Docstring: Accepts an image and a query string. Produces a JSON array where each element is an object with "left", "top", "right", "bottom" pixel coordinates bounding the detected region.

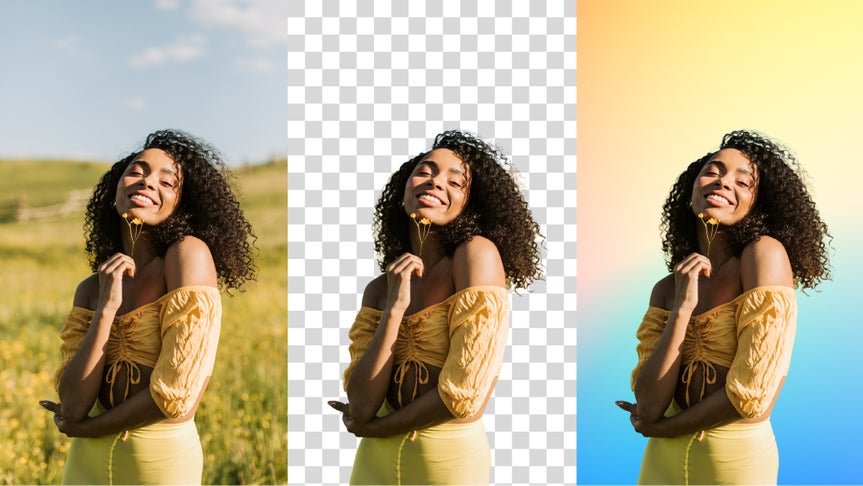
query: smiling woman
[
  {"left": 617, "top": 130, "right": 832, "bottom": 485},
  {"left": 40, "top": 129, "right": 256, "bottom": 485},
  {"left": 328, "top": 130, "right": 544, "bottom": 485}
]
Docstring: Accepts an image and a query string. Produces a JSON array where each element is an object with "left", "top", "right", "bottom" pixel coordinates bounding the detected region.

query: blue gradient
[{"left": 578, "top": 224, "right": 862, "bottom": 484}]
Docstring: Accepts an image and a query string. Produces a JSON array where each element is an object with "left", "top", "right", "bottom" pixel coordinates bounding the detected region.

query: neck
[
  {"left": 697, "top": 230, "right": 732, "bottom": 267},
  {"left": 121, "top": 231, "right": 158, "bottom": 267},
  {"left": 409, "top": 230, "right": 445, "bottom": 267}
]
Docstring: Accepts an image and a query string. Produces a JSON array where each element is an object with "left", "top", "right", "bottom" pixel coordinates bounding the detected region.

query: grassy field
[{"left": 0, "top": 159, "right": 287, "bottom": 484}]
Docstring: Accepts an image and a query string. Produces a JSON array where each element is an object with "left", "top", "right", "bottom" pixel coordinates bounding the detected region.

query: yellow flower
[
  {"left": 122, "top": 213, "right": 144, "bottom": 258},
  {"left": 697, "top": 213, "right": 720, "bottom": 257},
  {"left": 410, "top": 213, "right": 433, "bottom": 258}
]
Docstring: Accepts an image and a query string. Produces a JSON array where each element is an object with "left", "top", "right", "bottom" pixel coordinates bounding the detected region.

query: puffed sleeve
[
  {"left": 53, "top": 308, "right": 94, "bottom": 391},
  {"left": 342, "top": 307, "right": 382, "bottom": 391},
  {"left": 438, "top": 286, "right": 510, "bottom": 419},
  {"left": 725, "top": 286, "right": 797, "bottom": 418},
  {"left": 630, "top": 307, "right": 669, "bottom": 391},
  {"left": 149, "top": 286, "right": 222, "bottom": 419}
]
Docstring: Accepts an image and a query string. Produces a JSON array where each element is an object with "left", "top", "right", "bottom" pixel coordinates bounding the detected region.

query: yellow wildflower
[
  {"left": 697, "top": 213, "right": 720, "bottom": 257},
  {"left": 122, "top": 213, "right": 144, "bottom": 258},
  {"left": 410, "top": 213, "right": 432, "bottom": 257}
]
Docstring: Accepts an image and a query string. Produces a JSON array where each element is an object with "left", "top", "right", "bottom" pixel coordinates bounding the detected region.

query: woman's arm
[
  {"left": 624, "top": 237, "right": 795, "bottom": 435},
  {"left": 43, "top": 386, "right": 166, "bottom": 438},
  {"left": 57, "top": 254, "right": 136, "bottom": 421},
  {"left": 619, "top": 386, "right": 742, "bottom": 438},
  {"left": 345, "top": 254, "right": 423, "bottom": 423},
  {"left": 634, "top": 253, "right": 711, "bottom": 424},
  {"left": 336, "top": 237, "right": 506, "bottom": 435},
  {"left": 48, "top": 238, "right": 219, "bottom": 434}
]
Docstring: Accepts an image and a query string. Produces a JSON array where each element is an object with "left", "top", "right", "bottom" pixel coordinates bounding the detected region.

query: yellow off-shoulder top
[
  {"left": 343, "top": 285, "right": 510, "bottom": 419},
  {"left": 53, "top": 286, "right": 222, "bottom": 419},
  {"left": 631, "top": 285, "right": 797, "bottom": 419}
]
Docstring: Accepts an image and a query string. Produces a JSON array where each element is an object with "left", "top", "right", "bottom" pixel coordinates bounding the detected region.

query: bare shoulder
[
  {"left": 452, "top": 236, "right": 506, "bottom": 290},
  {"left": 360, "top": 273, "right": 387, "bottom": 310},
  {"left": 72, "top": 273, "right": 100, "bottom": 310},
  {"left": 649, "top": 274, "right": 675, "bottom": 310},
  {"left": 740, "top": 236, "right": 793, "bottom": 290},
  {"left": 164, "top": 236, "right": 218, "bottom": 290}
]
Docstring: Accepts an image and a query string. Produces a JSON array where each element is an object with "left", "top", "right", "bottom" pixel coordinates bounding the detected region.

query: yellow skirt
[
  {"left": 638, "top": 403, "right": 778, "bottom": 485},
  {"left": 350, "top": 402, "right": 491, "bottom": 485},
  {"left": 62, "top": 404, "right": 202, "bottom": 485}
]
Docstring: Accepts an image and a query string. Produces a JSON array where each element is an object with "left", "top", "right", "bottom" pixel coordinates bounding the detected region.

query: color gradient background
[{"left": 578, "top": 1, "right": 862, "bottom": 484}]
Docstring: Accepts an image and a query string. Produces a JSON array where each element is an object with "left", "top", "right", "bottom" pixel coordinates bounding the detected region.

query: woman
[
  {"left": 616, "top": 130, "right": 831, "bottom": 484},
  {"left": 328, "top": 130, "right": 543, "bottom": 485},
  {"left": 40, "top": 129, "right": 256, "bottom": 484}
]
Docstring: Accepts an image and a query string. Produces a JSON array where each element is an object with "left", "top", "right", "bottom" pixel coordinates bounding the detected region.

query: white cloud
[
  {"left": 189, "top": 0, "right": 287, "bottom": 48},
  {"left": 129, "top": 34, "right": 206, "bottom": 68},
  {"left": 234, "top": 56, "right": 276, "bottom": 73},
  {"left": 155, "top": 0, "right": 181, "bottom": 10},
  {"left": 123, "top": 97, "right": 146, "bottom": 111},
  {"left": 54, "top": 34, "right": 93, "bottom": 58}
]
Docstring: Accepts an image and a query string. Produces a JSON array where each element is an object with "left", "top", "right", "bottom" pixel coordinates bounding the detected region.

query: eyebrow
[
  {"left": 419, "top": 159, "right": 468, "bottom": 178},
  {"left": 131, "top": 160, "right": 181, "bottom": 179},
  {"left": 707, "top": 160, "right": 756, "bottom": 179}
]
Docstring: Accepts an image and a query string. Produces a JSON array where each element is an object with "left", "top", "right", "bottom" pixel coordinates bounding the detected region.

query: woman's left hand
[
  {"left": 40, "top": 400, "right": 90, "bottom": 438},
  {"left": 616, "top": 400, "right": 665, "bottom": 438},
  {"left": 328, "top": 400, "right": 379, "bottom": 438}
]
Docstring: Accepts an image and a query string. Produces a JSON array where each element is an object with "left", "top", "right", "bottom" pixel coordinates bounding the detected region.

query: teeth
[
  {"left": 131, "top": 194, "right": 155, "bottom": 205},
  {"left": 419, "top": 194, "right": 443, "bottom": 205},
  {"left": 707, "top": 194, "right": 730, "bottom": 205}
]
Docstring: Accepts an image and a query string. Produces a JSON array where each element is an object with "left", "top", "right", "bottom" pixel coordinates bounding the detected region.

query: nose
[
  {"left": 139, "top": 173, "right": 157, "bottom": 190},
  {"left": 428, "top": 172, "right": 446, "bottom": 190},
  {"left": 715, "top": 173, "right": 732, "bottom": 190}
]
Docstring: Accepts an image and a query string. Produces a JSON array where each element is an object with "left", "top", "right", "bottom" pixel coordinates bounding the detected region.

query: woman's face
[
  {"left": 690, "top": 148, "right": 758, "bottom": 226},
  {"left": 115, "top": 148, "right": 183, "bottom": 225},
  {"left": 403, "top": 148, "right": 471, "bottom": 226}
]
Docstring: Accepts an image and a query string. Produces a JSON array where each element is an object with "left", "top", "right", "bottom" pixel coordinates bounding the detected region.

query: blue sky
[{"left": 0, "top": 0, "right": 286, "bottom": 164}]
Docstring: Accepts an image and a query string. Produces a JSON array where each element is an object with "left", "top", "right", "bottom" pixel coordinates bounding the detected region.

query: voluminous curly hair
[
  {"left": 661, "top": 129, "right": 831, "bottom": 290},
  {"left": 84, "top": 129, "right": 256, "bottom": 291},
  {"left": 373, "top": 130, "right": 544, "bottom": 290}
]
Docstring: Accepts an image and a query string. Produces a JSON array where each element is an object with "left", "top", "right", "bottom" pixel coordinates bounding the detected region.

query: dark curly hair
[
  {"left": 661, "top": 129, "right": 831, "bottom": 290},
  {"left": 83, "top": 129, "right": 256, "bottom": 291},
  {"left": 373, "top": 130, "right": 543, "bottom": 290}
]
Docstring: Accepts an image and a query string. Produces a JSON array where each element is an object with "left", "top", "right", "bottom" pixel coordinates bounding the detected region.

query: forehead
[
  {"left": 707, "top": 148, "right": 757, "bottom": 175},
  {"left": 131, "top": 148, "right": 181, "bottom": 174},
  {"left": 419, "top": 148, "right": 469, "bottom": 174}
]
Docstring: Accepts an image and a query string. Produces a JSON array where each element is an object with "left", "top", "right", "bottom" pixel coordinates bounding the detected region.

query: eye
[
  {"left": 161, "top": 180, "right": 175, "bottom": 188},
  {"left": 737, "top": 179, "right": 752, "bottom": 188},
  {"left": 449, "top": 180, "right": 462, "bottom": 188}
]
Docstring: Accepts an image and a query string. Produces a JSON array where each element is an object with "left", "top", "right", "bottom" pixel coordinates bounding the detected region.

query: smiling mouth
[
  {"left": 706, "top": 194, "right": 731, "bottom": 205},
  {"left": 130, "top": 194, "right": 157, "bottom": 205},
  {"left": 418, "top": 194, "right": 444, "bottom": 205}
]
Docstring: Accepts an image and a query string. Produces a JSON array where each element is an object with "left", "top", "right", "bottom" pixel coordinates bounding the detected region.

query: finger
[
  {"left": 615, "top": 400, "right": 637, "bottom": 414},
  {"left": 327, "top": 401, "right": 347, "bottom": 413},
  {"left": 100, "top": 257, "right": 131, "bottom": 278},
  {"left": 39, "top": 400, "right": 60, "bottom": 413},
  {"left": 390, "top": 254, "right": 421, "bottom": 275},
  {"left": 387, "top": 253, "right": 417, "bottom": 273}
]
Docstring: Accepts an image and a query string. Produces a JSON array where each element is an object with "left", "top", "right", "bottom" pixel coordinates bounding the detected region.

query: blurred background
[
  {"left": 578, "top": 1, "right": 863, "bottom": 484},
  {"left": 0, "top": 1, "right": 286, "bottom": 483}
]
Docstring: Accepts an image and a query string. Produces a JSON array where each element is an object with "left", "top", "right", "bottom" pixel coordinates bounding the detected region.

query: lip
[
  {"left": 417, "top": 191, "right": 445, "bottom": 207},
  {"left": 705, "top": 191, "right": 732, "bottom": 206},
  {"left": 129, "top": 191, "right": 158, "bottom": 206}
]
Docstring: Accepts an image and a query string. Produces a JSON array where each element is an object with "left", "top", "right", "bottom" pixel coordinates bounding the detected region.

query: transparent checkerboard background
[{"left": 287, "top": 2, "right": 575, "bottom": 484}]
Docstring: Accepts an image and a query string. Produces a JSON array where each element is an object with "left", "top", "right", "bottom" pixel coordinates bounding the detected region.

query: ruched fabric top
[
  {"left": 53, "top": 286, "right": 222, "bottom": 419},
  {"left": 630, "top": 286, "right": 797, "bottom": 419},
  {"left": 343, "top": 285, "right": 510, "bottom": 419}
]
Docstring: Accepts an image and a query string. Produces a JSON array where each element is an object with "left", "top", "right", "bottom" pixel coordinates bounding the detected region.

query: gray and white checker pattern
[{"left": 288, "top": 2, "right": 575, "bottom": 484}]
